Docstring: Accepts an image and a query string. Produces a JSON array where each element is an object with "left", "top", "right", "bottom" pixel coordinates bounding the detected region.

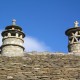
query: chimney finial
[
  {"left": 74, "top": 21, "right": 79, "bottom": 27},
  {"left": 12, "top": 19, "right": 16, "bottom": 25}
]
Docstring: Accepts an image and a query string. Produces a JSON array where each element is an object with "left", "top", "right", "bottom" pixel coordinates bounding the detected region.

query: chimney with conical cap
[
  {"left": 1, "top": 19, "right": 25, "bottom": 57},
  {"left": 65, "top": 21, "right": 80, "bottom": 54}
]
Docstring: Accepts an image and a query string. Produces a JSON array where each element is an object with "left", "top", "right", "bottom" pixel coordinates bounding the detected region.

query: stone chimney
[
  {"left": 1, "top": 19, "right": 25, "bottom": 57},
  {"left": 65, "top": 21, "right": 80, "bottom": 53}
]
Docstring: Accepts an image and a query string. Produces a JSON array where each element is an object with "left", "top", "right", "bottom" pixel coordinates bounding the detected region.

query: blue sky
[{"left": 0, "top": 0, "right": 80, "bottom": 53}]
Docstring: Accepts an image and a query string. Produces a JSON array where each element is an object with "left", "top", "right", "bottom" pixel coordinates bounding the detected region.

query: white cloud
[
  {"left": 0, "top": 30, "right": 51, "bottom": 52},
  {"left": 24, "top": 36, "right": 51, "bottom": 52}
]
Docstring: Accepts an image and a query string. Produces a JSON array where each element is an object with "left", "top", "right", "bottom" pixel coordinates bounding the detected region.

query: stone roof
[
  {"left": 5, "top": 25, "right": 22, "bottom": 31},
  {"left": 0, "top": 53, "right": 80, "bottom": 80},
  {"left": 65, "top": 27, "right": 80, "bottom": 35}
]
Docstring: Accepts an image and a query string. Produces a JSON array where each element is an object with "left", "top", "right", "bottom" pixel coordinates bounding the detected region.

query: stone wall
[
  {"left": 68, "top": 43, "right": 80, "bottom": 53},
  {"left": 1, "top": 46, "right": 24, "bottom": 57},
  {"left": 0, "top": 53, "right": 80, "bottom": 80},
  {"left": 1, "top": 37, "right": 24, "bottom": 57},
  {"left": 3, "top": 37, "right": 23, "bottom": 46}
]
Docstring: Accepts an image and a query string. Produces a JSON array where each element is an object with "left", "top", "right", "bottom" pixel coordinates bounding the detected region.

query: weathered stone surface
[
  {"left": 68, "top": 43, "right": 80, "bottom": 53},
  {"left": 0, "top": 53, "right": 79, "bottom": 80},
  {"left": 1, "top": 34, "right": 24, "bottom": 57},
  {"left": 3, "top": 37, "right": 23, "bottom": 46},
  {"left": 1, "top": 46, "right": 24, "bottom": 57}
]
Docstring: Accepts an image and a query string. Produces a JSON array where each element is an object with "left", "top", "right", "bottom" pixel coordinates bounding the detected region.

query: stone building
[
  {"left": 0, "top": 20, "right": 79, "bottom": 80},
  {"left": 1, "top": 20, "right": 80, "bottom": 56},
  {"left": 1, "top": 19, "right": 25, "bottom": 57}
]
